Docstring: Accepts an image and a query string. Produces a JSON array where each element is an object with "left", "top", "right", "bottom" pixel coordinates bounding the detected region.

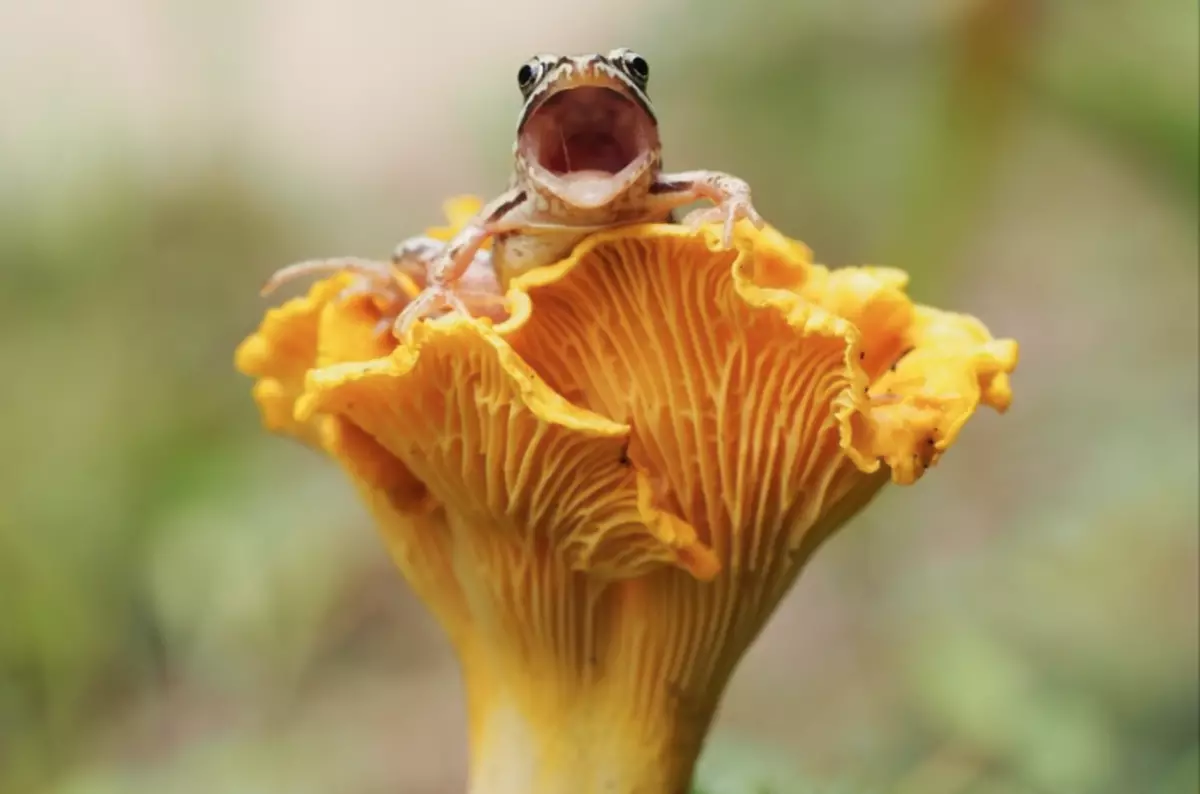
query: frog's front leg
[
  {"left": 644, "top": 170, "right": 765, "bottom": 247},
  {"left": 391, "top": 187, "right": 530, "bottom": 338}
]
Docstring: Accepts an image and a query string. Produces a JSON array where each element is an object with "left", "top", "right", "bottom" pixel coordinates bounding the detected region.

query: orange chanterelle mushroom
[{"left": 236, "top": 197, "right": 1018, "bottom": 794}]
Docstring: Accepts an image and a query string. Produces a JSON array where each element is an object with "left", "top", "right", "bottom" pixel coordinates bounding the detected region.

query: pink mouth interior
[{"left": 519, "top": 87, "right": 656, "bottom": 206}]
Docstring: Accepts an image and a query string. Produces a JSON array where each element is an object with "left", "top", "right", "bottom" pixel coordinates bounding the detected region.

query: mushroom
[{"left": 236, "top": 200, "right": 1018, "bottom": 794}]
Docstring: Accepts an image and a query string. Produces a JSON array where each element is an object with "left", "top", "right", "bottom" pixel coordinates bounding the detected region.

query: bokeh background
[{"left": 2, "top": 1, "right": 1197, "bottom": 793}]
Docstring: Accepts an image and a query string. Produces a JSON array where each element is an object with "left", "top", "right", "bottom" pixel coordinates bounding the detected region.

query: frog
[{"left": 262, "top": 48, "right": 765, "bottom": 338}]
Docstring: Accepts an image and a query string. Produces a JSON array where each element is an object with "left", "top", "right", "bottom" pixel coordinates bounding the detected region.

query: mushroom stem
[
  {"left": 461, "top": 652, "right": 717, "bottom": 794},
  {"left": 422, "top": 470, "right": 895, "bottom": 794}
]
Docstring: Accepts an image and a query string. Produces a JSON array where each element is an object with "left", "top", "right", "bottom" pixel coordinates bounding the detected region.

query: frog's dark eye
[
  {"left": 517, "top": 61, "right": 541, "bottom": 93},
  {"left": 621, "top": 52, "right": 649, "bottom": 83}
]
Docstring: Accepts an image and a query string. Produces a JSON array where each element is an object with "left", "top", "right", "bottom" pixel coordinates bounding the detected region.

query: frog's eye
[
  {"left": 619, "top": 51, "right": 649, "bottom": 84},
  {"left": 517, "top": 60, "right": 543, "bottom": 93}
]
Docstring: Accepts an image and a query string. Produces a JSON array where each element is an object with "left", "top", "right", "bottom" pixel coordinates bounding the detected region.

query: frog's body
[
  {"left": 483, "top": 50, "right": 670, "bottom": 285},
  {"left": 263, "top": 48, "right": 765, "bottom": 337}
]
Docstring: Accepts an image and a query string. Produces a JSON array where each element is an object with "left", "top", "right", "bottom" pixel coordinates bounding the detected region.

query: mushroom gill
[{"left": 235, "top": 202, "right": 1018, "bottom": 794}]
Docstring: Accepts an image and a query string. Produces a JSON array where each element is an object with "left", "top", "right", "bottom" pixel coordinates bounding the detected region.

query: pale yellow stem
[{"left": 462, "top": 656, "right": 715, "bottom": 794}]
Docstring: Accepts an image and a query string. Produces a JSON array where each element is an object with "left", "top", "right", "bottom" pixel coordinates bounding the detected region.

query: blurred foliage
[
  {"left": 0, "top": 164, "right": 300, "bottom": 786},
  {"left": 1, "top": 1, "right": 1197, "bottom": 793}
]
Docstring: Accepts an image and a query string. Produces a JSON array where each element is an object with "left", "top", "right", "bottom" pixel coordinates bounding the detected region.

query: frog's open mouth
[{"left": 518, "top": 86, "right": 659, "bottom": 208}]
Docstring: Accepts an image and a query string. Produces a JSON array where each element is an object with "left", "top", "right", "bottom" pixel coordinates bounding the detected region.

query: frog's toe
[
  {"left": 391, "top": 290, "right": 443, "bottom": 339},
  {"left": 391, "top": 286, "right": 471, "bottom": 340},
  {"left": 742, "top": 201, "right": 765, "bottom": 229},
  {"left": 720, "top": 200, "right": 765, "bottom": 246},
  {"left": 722, "top": 211, "right": 738, "bottom": 248},
  {"left": 681, "top": 201, "right": 761, "bottom": 248},
  {"left": 371, "top": 314, "right": 398, "bottom": 339}
]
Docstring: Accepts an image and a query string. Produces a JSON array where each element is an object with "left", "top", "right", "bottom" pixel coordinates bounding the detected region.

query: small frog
[{"left": 263, "top": 48, "right": 765, "bottom": 337}]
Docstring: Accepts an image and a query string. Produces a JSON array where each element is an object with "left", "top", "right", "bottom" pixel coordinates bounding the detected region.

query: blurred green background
[{"left": 1, "top": 1, "right": 1196, "bottom": 793}]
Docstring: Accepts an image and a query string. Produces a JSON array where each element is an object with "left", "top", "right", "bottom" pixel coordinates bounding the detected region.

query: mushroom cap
[{"left": 236, "top": 203, "right": 1018, "bottom": 739}]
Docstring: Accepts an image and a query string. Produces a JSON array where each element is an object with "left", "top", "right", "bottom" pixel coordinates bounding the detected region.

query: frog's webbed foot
[
  {"left": 391, "top": 278, "right": 510, "bottom": 339},
  {"left": 389, "top": 284, "right": 469, "bottom": 339},
  {"left": 649, "top": 170, "right": 766, "bottom": 249},
  {"left": 391, "top": 235, "right": 506, "bottom": 339},
  {"left": 681, "top": 194, "right": 765, "bottom": 249}
]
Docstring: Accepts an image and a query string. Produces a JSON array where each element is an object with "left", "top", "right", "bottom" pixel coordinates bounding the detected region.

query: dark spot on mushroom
[
  {"left": 890, "top": 346, "right": 916, "bottom": 372},
  {"left": 618, "top": 441, "right": 631, "bottom": 466}
]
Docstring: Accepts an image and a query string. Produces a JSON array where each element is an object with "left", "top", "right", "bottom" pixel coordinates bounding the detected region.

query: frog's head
[{"left": 514, "top": 49, "right": 661, "bottom": 209}]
